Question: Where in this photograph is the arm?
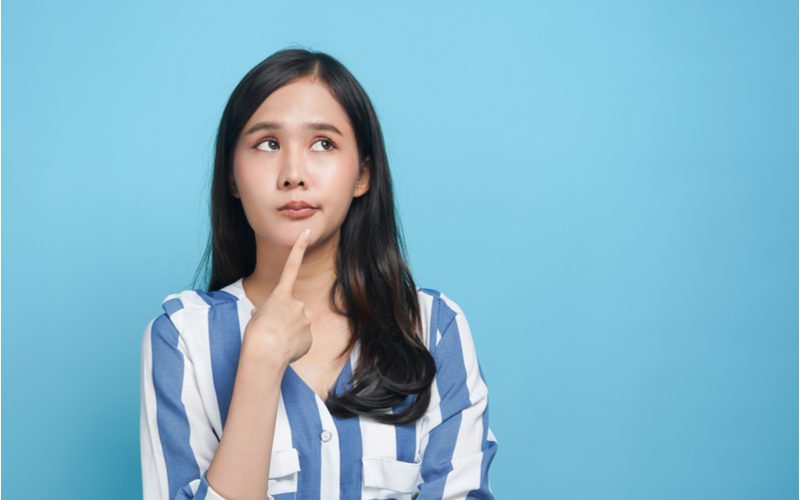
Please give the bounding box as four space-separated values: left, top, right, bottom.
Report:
140 311 287 499
416 300 499 499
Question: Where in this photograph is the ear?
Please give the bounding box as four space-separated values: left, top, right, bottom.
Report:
354 156 371 197
229 174 240 198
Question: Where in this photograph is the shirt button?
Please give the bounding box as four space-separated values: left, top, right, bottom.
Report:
320 429 332 442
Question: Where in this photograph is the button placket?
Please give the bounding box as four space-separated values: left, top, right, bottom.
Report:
315 418 340 497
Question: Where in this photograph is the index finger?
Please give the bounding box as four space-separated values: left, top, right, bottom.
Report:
275 227 312 295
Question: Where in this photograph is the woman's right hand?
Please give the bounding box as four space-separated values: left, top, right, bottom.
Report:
241 228 314 366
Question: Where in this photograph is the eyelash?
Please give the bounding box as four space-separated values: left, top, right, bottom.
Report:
254 137 337 152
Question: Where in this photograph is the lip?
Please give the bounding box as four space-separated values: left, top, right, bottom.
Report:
279 200 316 210
278 206 318 220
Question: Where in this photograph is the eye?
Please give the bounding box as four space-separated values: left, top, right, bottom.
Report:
311 138 337 152
254 137 337 152
255 138 279 152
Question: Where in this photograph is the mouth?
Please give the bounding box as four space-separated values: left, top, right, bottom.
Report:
278 206 318 220
279 200 317 210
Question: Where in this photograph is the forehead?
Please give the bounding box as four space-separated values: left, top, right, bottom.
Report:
244 78 353 136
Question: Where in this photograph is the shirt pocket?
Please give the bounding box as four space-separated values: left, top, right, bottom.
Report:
361 456 422 500
267 447 301 498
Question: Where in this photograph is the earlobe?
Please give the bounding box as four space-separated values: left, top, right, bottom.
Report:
354 159 371 197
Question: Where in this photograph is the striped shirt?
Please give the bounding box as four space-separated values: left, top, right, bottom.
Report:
140 277 498 499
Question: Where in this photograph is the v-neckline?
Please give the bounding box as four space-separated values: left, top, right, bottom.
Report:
229 276 355 405
289 355 352 403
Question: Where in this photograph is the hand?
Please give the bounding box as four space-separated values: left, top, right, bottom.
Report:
241 228 314 366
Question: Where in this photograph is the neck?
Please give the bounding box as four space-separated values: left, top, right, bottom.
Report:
243 229 340 318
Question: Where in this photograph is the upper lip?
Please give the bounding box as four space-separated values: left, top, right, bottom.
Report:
279 200 317 210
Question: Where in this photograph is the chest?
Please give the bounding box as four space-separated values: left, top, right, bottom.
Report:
187 299 428 498
288 313 352 401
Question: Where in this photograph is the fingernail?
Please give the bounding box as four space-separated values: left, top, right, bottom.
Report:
303 228 311 241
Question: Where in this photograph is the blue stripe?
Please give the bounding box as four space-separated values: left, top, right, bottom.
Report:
418 287 442 298
332 357 363 499
162 296 184 316
195 289 238 307
433 297 456 345
204 297 242 430
282 366 323 500
394 393 417 463
151 307 205 498
419 297 470 497
424 289 445 355
194 469 211 499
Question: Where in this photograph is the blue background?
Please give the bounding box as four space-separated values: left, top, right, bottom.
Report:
3 1 797 498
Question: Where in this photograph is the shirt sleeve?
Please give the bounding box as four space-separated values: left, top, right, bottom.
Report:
140 312 228 500
416 300 499 499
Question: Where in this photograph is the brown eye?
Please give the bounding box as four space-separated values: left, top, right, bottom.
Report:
255 138 279 152
311 138 336 152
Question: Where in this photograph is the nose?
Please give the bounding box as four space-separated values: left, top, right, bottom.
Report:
278 149 307 188
280 171 305 188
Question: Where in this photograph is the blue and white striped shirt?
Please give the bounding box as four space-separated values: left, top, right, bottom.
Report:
140 277 498 499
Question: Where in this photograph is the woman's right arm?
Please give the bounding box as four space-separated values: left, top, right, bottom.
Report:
141 228 313 500
140 312 289 500
204 343 289 499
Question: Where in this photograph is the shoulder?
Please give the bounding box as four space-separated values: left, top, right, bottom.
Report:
147 285 243 343
417 286 469 326
415 287 486 400
415 286 471 352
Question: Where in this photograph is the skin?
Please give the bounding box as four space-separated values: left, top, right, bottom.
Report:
230 75 370 399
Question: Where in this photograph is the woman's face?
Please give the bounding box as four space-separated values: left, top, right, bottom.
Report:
231 77 369 251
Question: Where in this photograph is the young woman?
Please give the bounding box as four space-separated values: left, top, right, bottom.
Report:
140 48 498 500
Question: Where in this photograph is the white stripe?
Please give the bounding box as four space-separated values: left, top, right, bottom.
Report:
140 317 170 500
316 396 340 500
359 413 397 459
171 292 224 438
274 391 293 450
417 290 443 456
229 283 253 342
448 311 488 455
416 290 435 349
178 331 219 479
436 293 490 496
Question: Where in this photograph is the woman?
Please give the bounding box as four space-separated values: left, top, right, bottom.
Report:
140 48 498 500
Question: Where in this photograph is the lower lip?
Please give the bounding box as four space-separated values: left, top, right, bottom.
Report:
279 207 317 219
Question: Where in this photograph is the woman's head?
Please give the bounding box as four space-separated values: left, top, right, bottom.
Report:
199 48 385 288
194 48 435 424
230 75 370 254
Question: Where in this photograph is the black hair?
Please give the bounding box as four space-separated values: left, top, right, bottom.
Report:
191 47 435 425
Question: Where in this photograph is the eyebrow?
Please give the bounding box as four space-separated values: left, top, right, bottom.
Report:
244 121 344 137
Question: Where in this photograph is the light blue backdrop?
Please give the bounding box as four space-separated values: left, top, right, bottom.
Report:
3 1 797 498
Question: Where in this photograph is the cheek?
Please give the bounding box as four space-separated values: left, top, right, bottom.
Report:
232 165 274 227
319 169 359 211
235 160 273 201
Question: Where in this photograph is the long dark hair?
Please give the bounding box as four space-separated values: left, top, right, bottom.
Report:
190 48 435 425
